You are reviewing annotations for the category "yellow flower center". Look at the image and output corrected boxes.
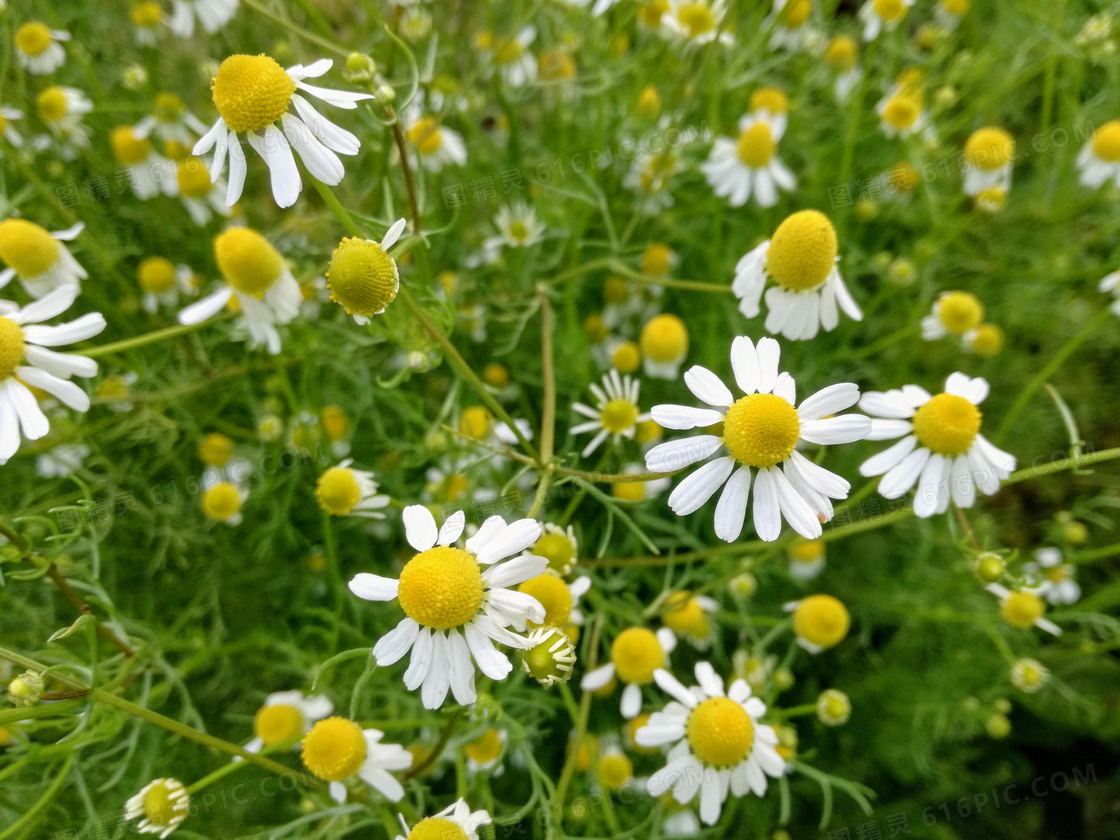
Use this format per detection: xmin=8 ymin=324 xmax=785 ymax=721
xmin=327 ymin=237 xmax=399 ymax=317
xmin=533 ymin=531 xmax=577 ymax=574
xmin=640 ymin=314 xmax=688 ymax=362
xmin=598 ymin=753 xmax=633 ymax=790
xmin=202 ymin=483 xmax=242 ymax=521
xmin=1001 ymin=591 xmax=1044 ymax=629
xmin=882 ymin=94 xmax=921 ymax=131
xmin=164 ymin=139 xmax=191 ymax=160
xmin=1016 ymin=661 xmax=1044 ymax=687
xmin=131 ymin=1 xmax=163 ymax=27
xmin=687 ymin=697 xmax=755 ymax=767
xmin=540 ymin=50 xmax=577 ymax=81
xmin=663 ymin=591 xmax=710 ymax=638
xmin=518 ymin=573 xmax=572 ymax=627
xmin=458 ymin=406 xmax=491 ymax=440
xmin=970 ymin=324 xmax=1004 ymax=357
xmin=613 ymin=480 xmax=647 ymax=502
xmin=484 ymin=363 xmax=510 ymax=388
xmin=750 ymin=87 xmax=789 ymax=115
xmin=509 ymin=220 xmax=531 ymax=242
xmin=0 ymin=317 xmax=26 ymax=380
xmin=677 ymin=3 xmax=717 ymax=37
xmin=723 ymin=394 xmax=801 ymax=468
xmin=638 ymin=0 xmax=671 ymax=27
xmin=398 ymin=546 xmax=484 ymax=630
xmin=409 ymin=818 xmax=468 ymax=840
xmin=612 ymin=341 xmax=642 ymax=373
xmin=464 ymin=728 xmax=503 ymax=764
xmin=98 ymin=375 xmax=131 ymax=401
xmin=642 ymin=243 xmax=673 ymax=275
xmin=15 ymin=23 xmax=53 ymax=56
xmin=942 ymin=0 xmax=969 ymax=14
xmin=936 ymin=291 xmax=984 ymax=334
xmin=254 ymin=703 xmax=305 ymax=746
xmin=636 ymin=85 xmax=662 ymax=118
xmin=111 ymin=126 xmax=153 ymax=165
xmin=965 ymin=127 xmax=1015 ymax=171
xmin=37 ymin=87 xmax=69 ymax=123
xmin=912 ymin=393 xmax=981 ymax=456
xmin=781 ymin=0 xmax=811 ymax=27
xmin=407 ymin=117 xmax=444 ymax=155
xmin=316 ymin=467 xmax=362 ymax=515
xmin=610 ymin=627 xmax=664 ymax=684
xmin=736 ymin=122 xmax=775 ymax=168
xmin=198 ymin=432 xmax=234 ymax=466
xmin=301 ymin=717 xmax=367 ymax=781
xmin=322 ymin=405 xmax=351 ymax=441
xmin=789 ymin=540 xmax=824 ymax=563
xmin=0 ymin=219 xmax=60 ymax=278
xmin=138 ymin=257 xmax=176 ymax=294
xmin=872 ymin=0 xmax=908 ymax=22
xmin=214 ymin=227 xmax=283 ymax=298
xmin=793 ymin=594 xmax=850 ymax=648
xmin=765 ymin=210 xmax=838 ymax=292
xmin=177 ymin=157 xmax=214 ymax=198
xmin=155 ymin=92 xmax=185 ymax=119
xmin=600 ymin=398 xmax=639 ymax=434
xmin=824 ymin=36 xmax=858 ymax=71
xmin=1045 ymin=566 xmax=1068 ymax=583
xmin=495 ymin=39 xmax=524 ymax=64
xmin=1091 ymin=120 xmax=1120 ymax=162
xmin=142 ymin=780 xmax=189 ymax=827
xmin=211 ymin=54 xmax=296 ymax=134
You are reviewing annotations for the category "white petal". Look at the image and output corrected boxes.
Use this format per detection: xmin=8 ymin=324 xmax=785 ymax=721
xmin=482 ymin=554 xmax=547 ymax=588
xmin=178 ymin=287 xmax=233 ymax=325
xmin=373 ymin=617 xmax=420 ymax=666
xmin=756 ymin=337 xmax=781 ymax=393
xmin=437 ymin=509 xmax=465 ymax=545
xmin=580 ymin=663 xmax=615 ymax=691
xmin=913 ymin=454 xmax=948 ymax=517
xmin=653 ymin=668 xmax=699 ymax=708
xmin=694 ymin=662 xmax=724 ymax=697
xmin=402 ymin=505 xmax=438 ymax=551
xmin=859 ymin=390 xmax=917 ymax=419
xmin=464 ymin=622 xmax=513 ymax=680
xmin=867 ymin=418 xmax=914 ymax=441
xmin=226 ymin=130 xmax=247 ymax=206
xmin=859 ymin=435 xmax=918 ymax=477
xmin=949 ymin=454 xmax=976 ymax=507
xmin=798 ymin=383 xmax=861 ymax=421
xmin=22 ymin=313 xmax=105 ymax=346
xmin=645 ymin=435 xmax=724 ymax=473
xmin=799 ymin=415 xmax=871 ymax=445
xmin=773 ymin=372 xmax=796 ymax=404
xmin=281 ymin=114 xmax=345 ymax=185
xmin=349 ymin=573 xmax=399 ymax=602
xmin=730 ymin=335 xmax=760 ymax=394
xmin=9 ymin=382 xmax=49 ymax=440
xmin=465 ymin=515 xmax=507 ymax=554
xmin=247 ymin=126 xmax=302 ymax=208
xmin=473 ymin=518 xmax=541 ymax=564
xmin=382 ymin=218 xmax=407 ymax=250
xmin=403 ymin=628 xmax=433 ymax=690
xmin=620 ymin=681 xmax=643 ymax=719
xmin=752 ymin=468 xmax=782 ymax=541
xmin=684 ymin=366 xmax=734 ymax=408
xmin=651 ymin=404 xmax=725 ymax=430
xmin=420 ymin=633 xmax=452 ymax=709
xmin=14 ymin=284 xmax=78 ymax=324
xmin=877 ymin=447 xmax=931 ymax=498
xmin=773 ymin=468 xmax=823 ymax=539
xmin=713 ymin=465 xmax=752 ymax=542
xmin=15 ymin=367 xmax=88 ymax=411
xmin=446 ymin=630 xmax=477 ymax=706
xmin=667 ymin=457 xmax=735 ymax=515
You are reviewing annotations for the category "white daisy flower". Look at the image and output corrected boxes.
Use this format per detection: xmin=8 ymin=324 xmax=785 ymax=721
xmin=571 ymin=369 xmax=651 ymax=457
xmin=876 ymin=90 xmax=929 ymax=139
xmin=0 ymin=285 xmax=104 ymax=464
xmin=193 ymin=55 xmax=374 ymax=209
xmin=646 ymin=336 xmax=870 ymax=541
xmin=34 ymin=86 xmax=92 ymax=157
xmin=242 ymin=689 xmax=333 ymax=755
xmin=0 ymin=107 xmax=25 ymax=151
xmin=168 ymin=156 xmax=232 ymax=226
xmin=784 ymin=594 xmax=850 ymax=653
xmin=1099 ymin=269 xmax=1120 ymax=317
xmin=640 ymin=313 xmax=690 ymax=379
xmin=110 ymin=125 xmax=177 ymax=201
xmin=464 ymin=727 xmax=506 ymax=774
xmin=131 ymin=1 xmax=166 ymax=46
xmin=700 ymin=112 xmax=795 ymax=208
xmin=732 ymin=210 xmax=862 ymax=341
xmin=177 ymin=227 xmax=301 ymax=354
xmin=661 ymin=591 xmax=719 ymax=649
xmin=962 ymin=127 xmax=1015 ymax=198
xmin=920 ymin=291 xmax=984 ymax=342
xmin=316 ymin=459 xmax=392 ymax=519
xmin=661 ymin=0 xmax=734 ymax=46
xmin=985 ymin=584 xmax=1062 ymax=636
xmin=168 ymin=0 xmax=240 ymax=37
xmin=13 ymin=22 xmax=69 ymax=75
xmin=492 ymin=26 xmax=538 ymax=87
xmin=134 ymin=92 xmax=212 ymax=149
xmin=788 ymin=540 xmax=826 ymax=580
xmin=348 ymin=505 xmax=548 ymax=709
xmin=636 ymin=663 xmax=785 ymax=826
xmin=125 ymin=778 xmax=190 ymax=838
xmin=767 ymin=0 xmax=816 ymax=53
xmin=393 ymin=799 xmax=492 ymax=840
xmin=624 ymin=147 xmax=679 ymax=213
xmin=200 ymin=480 xmax=248 ymax=525
xmin=1077 ymin=120 xmax=1120 ymax=190
xmin=325 ymin=219 xmax=407 ymax=324
xmin=0 ymin=219 xmax=86 ymax=298
xmin=300 ymin=716 xmax=412 ymax=803
xmin=1024 ymin=547 xmax=1080 ymax=606
xmin=36 ymin=443 xmax=90 ymax=478
xmin=858 ymin=372 xmax=1017 ymax=517
xmin=935 ymin=0 xmax=969 ymax=29
xmin=482 ymin=203 xmax=544 ymax=259
xmin=857 ymin=0 xmax=913 ymax=41
xmin=580 ymin=626 xmax=678 ymax=719
xmin=823 ymin=36 xmax=862 ymax=102
xmin=404 ymin=112 xmax=467 ymax=171
xmin=137 ymin=257 xmax=198 ymax=314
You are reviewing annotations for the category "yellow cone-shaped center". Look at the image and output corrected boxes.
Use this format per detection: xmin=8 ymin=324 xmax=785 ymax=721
xmin=533 ymin=531 xmax=577 ymax=574
xmin=601 ymin=398 xmax=639 ymax=433
xmin=937 ymin=292 xmax=984 ymax=334
xmin=663 ymin=591 xmax=710 ymax=639
xmin=793 ymin=595 xmax=850 ymax=648
xmin=873 ymin=0 xmax=908 ymax=22
xmin=398 ymin=546 xmax=484 ymax=629
xmin=301 ymin=717 xmax=367 ymax=781
xmin=912 ymin=393 xmax=981 ymax=456
xmin=1001 ymin=591 xmax=1044 ymax=629
xmin=409 ymin=818 xmax=468 ymax=840
xmin=254 ymin=703 xmax=304 ymax=746
xmin=111 ymin=126 xmax=153 ymax=166
xmin=1091 ymin=121 xmax=1120 ymax=162
xmin=138 ymin=257 xmax=177 ymax=294
xmin=202 ymin=482 xmax=242 ymax=521
xmin=610 ymin=627 xmax=664 ymax=684
xmin=723 ymin=393 xmax=801 ymax=468
xmin=965 ymin=127 xmax=1015 ymax=171
xmin=143 ymin=780 xmax=188 ymax=827
xmin=214 ymin=227 xmax=283 ymax=298
xmin=0 ymin=219 xmax=60 ymax=278
xmin=326 ymin=237 xmax=399 ymax=318
xmin=687 ymin=697 xmax=755 ymax=767
xmin=212 ymin=54 xmax=296 ymax=133
xmin=737 ymin=122 xmax=775 ymax=168
xmin=316 ymin=467 xmax=362 ymax=515
xmin=465 ymin=728 xmax=503 ymax=764
xmin=677 ymin=3 xmax=717 ymax=37
xmin=518 ymin=573 xmax=572 ymax=627
xmin=37 ymin=87 xmax=69 ymax=123
xmin=16 ymin=23 xmax=53 ymax=56
xmin=177 ymin=157 xmax=214 ymax=198
xmin=640 ymin=314 xmax=688 ymax=362
xmin=765 ymin=210 xmax=838 ymax=292
xmin=407 ymin=117 xmax=444 ymax=155
xmin=0 ymin=317 xmax=26 ymax=380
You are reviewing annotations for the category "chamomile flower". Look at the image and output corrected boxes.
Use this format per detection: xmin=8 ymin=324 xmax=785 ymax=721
xmin=876 ymin=89 xmax=929 ymax=139
xmin=200 ymin=480 xmax=247 ymax=525
xmin=1024 ymin=547 xmax=1080 ymax=605
xmin=518 ymin=571 xmax=591 ymax=629
xmin=178 ymin=227 xmax=301 ymax=354
xmin=529 ymin=523 xmax=580 ymax=576
xmin=701 ymin=112 xmax=795 ymax=208
xmin=171 ymin=156 xmax=232 ymax=226
xmin=301 ymin=716 xmax=412 ymax=803
xmin=625 ymin=147 xmax=679 ymax=212
xmin=316 ymin=459 xmax=391 ymax=518
xmin=962 ymin=127 xmax=1015 ymax=198
xmin=393 ymin=799 xmax=492 ymax=840
xmin=815 ymin=689 xmax=851 ymax=726
xmin=134 ymin=93 xmax=211 ymax=149
xmin=325 ymin=219 xmax=407 ymax=323
xmin=132 ymin=2 xmax=167 ymax=45
xmin=137 ymin=257 xmax=197 ymax=314
xmin=581 ymin=626 xmax=678 ymax=718
xmin=964 ymin=323 xmax=1005 ymax=357
xmin=733 ymin=210 xmax=862 ymax=341
xmin=482 ymin=203 xmax=544 ymax=258
xmin=640 ymin=314 xmax=689 ymax=379
xmin=985 ymin=584 xmax=1062 ymax=635
xmin=125 ymin=778 xmax=190 ymax=838
xmin=636 ymin=662 xmax=784 ymax=825
xmin=767 ymin=0 xmax=816 ymax=53
xmin=36 ymin=443 xmax=90 ymax=478
xmin=858 ymin=373 xmax=1017 ymax=517
xmin=464 ymin=728 xmax=506 ymax=774
xmin=921 ymin=291 xmax=984 ymax=342
xmin=0 ymin=219 xmax=86 ymax=298
xmin=110 ymin=126 xmax=176 ymax=201
xmin=348 ymin=506 xmax=548 ymax=709
xmin=571 ymin=369 xmax=651 ymax=457
xmin=521 ymin=626 xmax=578 ymax=687
xmin=14 ymin=23 xmax=69 ymax=75
xmin=661 ymin=591 xmax=718 ymax=649
xmin=168 ymin=0 xmax=240 ymax=38
xmin=784 ymin=594 xmax=850 ymax=653
xmin=661 ymin=0 xmax=733 ymax=46
xmin=243 ymin=690 xmax=333 ymax=754
xmin=596 ymin=744 xmax=634 ymax=791
xmin=1077 ymin=120 xmax=1120 ymax=189
xmin=749 ymin=87 xmax=790 ymax=136
xmin=0 ymin=107 xmax=25 ymax=151
xmin=1010 ymin=658 xmax=1049 ymax=693
xmin=823 ymin=36 xmax=862 ymax=102
xmin=193 ymin=55 xmax=374 ymax=208
xmin=404 ymin=113 xmax=467 ymax=171
xmin=34 ymin=86 xmax=92 ymax=156
xmin=612 ymin=463 xmax=673 ymax=502
xmin=646 ymin=336 xmax=870 ymax=541
xmin=935 ymin=0 xmax=969 ymax=28
xmin=858 ymin=0 xmax=913 ymax=41
xmin=788 ymin=540 xmax=825 ymax=579
xmin=0 ymin=285 xmax=104 ymax=464
xmin=492 ymin=27 xmax=538 ymax=87
xmin=1099 ymin=269 xmax=1120 ymax=316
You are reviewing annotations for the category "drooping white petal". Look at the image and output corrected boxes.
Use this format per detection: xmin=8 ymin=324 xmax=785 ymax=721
xmin=798 ymin=383 xmax=861 ymax=421
xmin=473 ymin=519 xmax=541 ymax=565
xmin=730 ymin=335 xmax=760 ymax=394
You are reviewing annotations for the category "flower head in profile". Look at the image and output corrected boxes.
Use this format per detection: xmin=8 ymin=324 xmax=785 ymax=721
xmin=110 ymin=125 xmax=175 ymax=201
xmin=137 ymin=257 xmax=198 ymax=314
xmin=125 ymin=778 xmax=190 ymax=838
xmin=490 ymin=27 xmax=538 ymax=87
xmin=1024 ymin=547 xmax=1080 ymax=606
xmin=823 ymin=36 xmax=862 ymax=102
xmin=581 ymin=626 xmax=678 ymax=718
xmin=921 ymin=291 xmax=984 ymax=343
xmin=394 ymin=799 xmax=492 ymax=840
xmin=785 ymin=594 xmax=850 ymax=653
xmin=14 ymin=22 xmax=69 ymax=74
xmin=244 ymin=690 xmax=332 ymax=754
xmin=962 ymin=127 xmax=1015 ymax=199
xmin=985 ymin=584 xmax=1061 ymax=635
xmin=316 ymin=459 xmax=391 ymax=518
xmin=194 ymin=56 xmax=374 ymax=208
xmin=646 ymin=336 xmax=869 ymax=542
xmin=661 ymin=0 xmax=733 ymax=46
xmin=858 ymin=0 xmax=913 ymax=41
xmin=404 ymin=110 xmax=467 ymax=171
xmin=348 ymin=505 xmax=548 ymax=709
xmin=301 ymin=716 xmax=412 ymax=803
xmin=1079 ymin=121 xmax=1120 ymax=190
xmin=640 ymin=313 xmax=689 ymax=379
xmin=571 ymin=369 xmax=651 ymax=457
xmin=0 ymin=219 xmax=86 ymax=299
xmin=326 ymin=219 xmax=407 ymax=324
xmin=35 ymin=86 xmax=93 ymax=155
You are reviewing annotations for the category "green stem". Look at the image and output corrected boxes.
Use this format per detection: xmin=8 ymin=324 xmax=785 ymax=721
xmin=84 ymin=314 xmax=234 ymax=359
xmin=539 ymin=289 xmax=557 ymax=465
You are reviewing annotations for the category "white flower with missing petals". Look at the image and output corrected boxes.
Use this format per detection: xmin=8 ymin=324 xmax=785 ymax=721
xmin=348 ymin=505 xmax=548 ymax=709
xmin=394 ymin=799 xmax=492 ymax=840
xmin=646 ymin=336 xmax=869 ymax=542
xmin=580 ymin=626 xmax=678 ymax=719
xmin=1024 ymin=547 xmax=1080 ymax=606
xmin=0 ymin=219 xmax=86 ymax=299
xmin=242 ymin=690 xmax=333 ymax=756
xmin=14 ymin=23 xmax=69 ymax=75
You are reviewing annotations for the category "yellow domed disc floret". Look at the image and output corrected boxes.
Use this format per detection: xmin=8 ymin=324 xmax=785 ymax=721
xmin=37 ymin=87 xmax=69 ymax=123
xmin=965 ymin=127 xmax=1015 ymax=172
xmin=327 ymin=238 xmax=399 ymax=318
xmin=409 ymin=818 xmax=468 ymax=840
xmin=138 ymin=257 xmax=176 ymax=294
xmin=601 ymin=398 xmax=639 ymax=433
xmin=464 ymin=728 xmax=503 ymax=764
xmin=211 ymin=54 xmax=296 ymax=134
xmin=824 ymin=37 xmax=858 ymax=72
xmin=15 ymin=23 xmax=53 ymax=57
xmin=610 ymin=627 xmax=664 ymax=684
xmin=111 ymin=126 xmax=153 ymax=166
xmin=518 ymin=572 xmax=572 ymax=627
xmin=0 ymin=219 xmax=60 ymax=278
xmin=142 ymin=780 xmax=189 ymax=828
xmin=1001 ymin=591 xmax=1044 ymax=629
xmin=214 ymin=227 xmax=283 ymax=298
xmin=316 ymin=467 xmax=362 ymax=515
xmin=458 ymin=406 xmax=490 ymax=440
xmin=781 ymin=0 xmax=811 ymax=27
xmin=1091 ymin=121 xmax=1120 ymax=163
xmin=723 ymin=394 xmax=801 ymax=468
xmin=750 ymin=87 xmax=789 ymax=115
xmin=882 ymin=95 xmax=921 ymax=131
xmin=598 ymin=752 xmax=633 ymax=790
xmin=397 ymin=546 xmax=484 ymax=630
xmin=0 ymin=317 xmax=26 ymax=380
xmin=407 ymin=117 xmax=443 ymax=155
xmin=533 ymin=531 xmax=576 ymax=574
xmin=642 ymin=243 xmax=673 ymax=275
xmin=202 ymin=483 xmax=242 ymax=520
xmin=640 ymin=314 xmax=688 ymax=362
xmin=937 ymin=291 xmax=984 ymax=334
xmin=765 ymin=210 xmax=838 ymax=292
xmin=793 ymin=595 xmax=850 ymax=649
xmin=177 ymin=157 xmax=213 ymax=198
xmin=737 ymin=123 xmax=775 ymax=168
xmin=254 ymin=703 xmax=304 ymax=746
xmin=676 ymin=3 xmax=717 ymax=37
xmin=663 ymin=591 xmax=710 ymax=639
xmin=198 ymin=432 xmax=234 ymax=466
xmin=687 ymin=697 xmax=755 ymax=767
xmin=301 ymin=717 xmax=367 ymax=781
xmin=872 ymin=0 xmax=908 ymax=21
xmin=131 ymin=1 xmax=163 ymax=26
xmin=912 ymin=393 xmax=981 ymax=456
xmin=612 ymin=341 xmax=641 ymax=373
